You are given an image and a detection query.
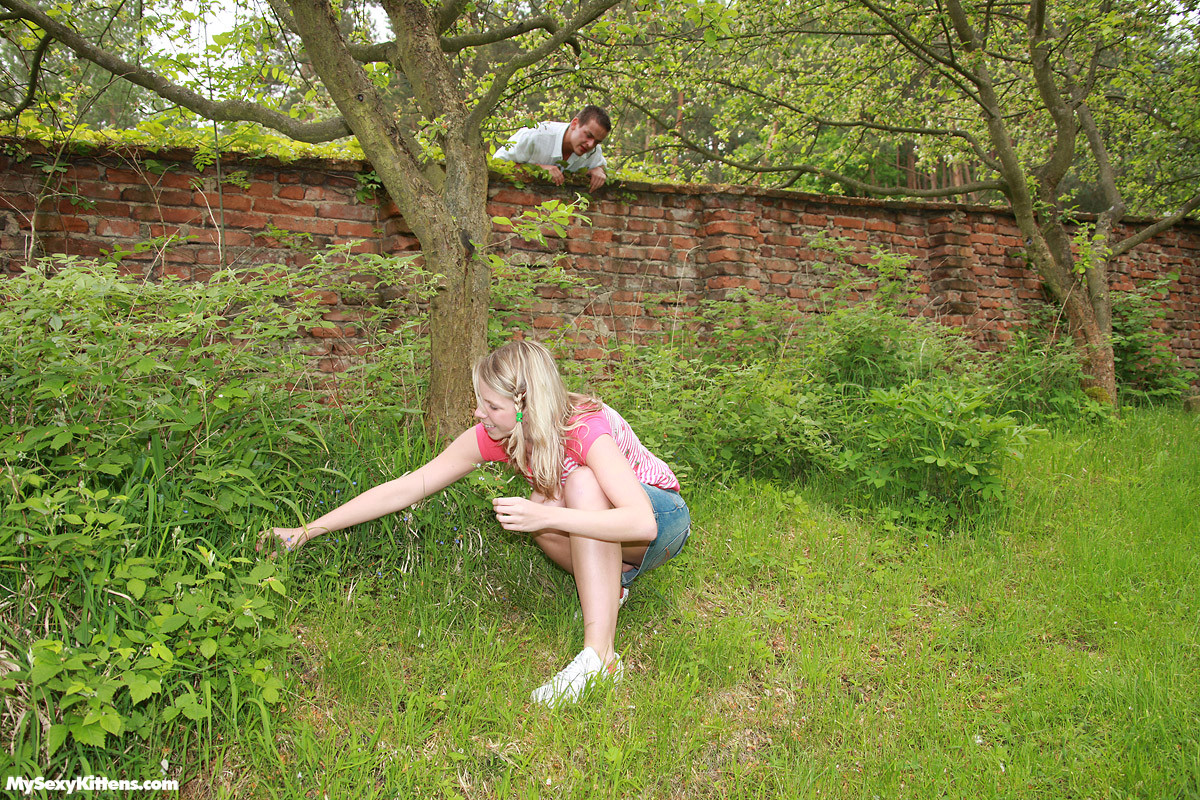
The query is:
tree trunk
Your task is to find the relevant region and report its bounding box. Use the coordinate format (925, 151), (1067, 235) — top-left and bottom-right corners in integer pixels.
(1027, 220), (1119, 404)
(421, 182), (492, 440)
(287, 0), (494, 438)
(1060, 286), (1118, 404)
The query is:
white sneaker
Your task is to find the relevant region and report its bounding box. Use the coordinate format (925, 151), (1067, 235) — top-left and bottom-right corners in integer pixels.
(530, 647), (624, 707)
(618, 586), (630, 608)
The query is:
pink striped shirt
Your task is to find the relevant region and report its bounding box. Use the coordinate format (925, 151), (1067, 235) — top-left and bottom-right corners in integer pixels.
(474, 404), (681, 492)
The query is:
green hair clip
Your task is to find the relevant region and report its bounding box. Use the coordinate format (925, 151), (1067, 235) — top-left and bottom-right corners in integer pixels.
(515, 411), (523, 423)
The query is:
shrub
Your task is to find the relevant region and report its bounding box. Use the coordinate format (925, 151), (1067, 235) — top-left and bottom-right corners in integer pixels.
(833, 378), (1034, 518)
(0, 255), (330, 768)
(1111, 275), (1196, 406)
(583, 290), (1037, 527)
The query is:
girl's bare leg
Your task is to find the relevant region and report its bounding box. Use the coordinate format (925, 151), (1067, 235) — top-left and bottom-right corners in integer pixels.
(527, 468), (646, 665)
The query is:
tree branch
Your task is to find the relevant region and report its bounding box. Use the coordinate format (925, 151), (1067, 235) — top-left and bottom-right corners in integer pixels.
(813, 117), (1000, 171)
(1027, 15), (1078, 192)
(684, 71), (999, 169)
(441, 16), (568, 54)
(342, 18), (576, 62)
(0, 31), (50, 121)
(0, 0), (352, 142)
(435, 0), (471, 34)
(467, 0), (621, 132)
(1110, 192), (1200, 259)
(859, 0), (985, 105)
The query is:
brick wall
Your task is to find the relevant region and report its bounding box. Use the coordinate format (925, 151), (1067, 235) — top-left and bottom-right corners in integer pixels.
(2, 139), (1197, 378)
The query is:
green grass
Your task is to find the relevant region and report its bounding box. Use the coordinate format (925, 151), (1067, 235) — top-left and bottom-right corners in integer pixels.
(174, 409), (1199, 799)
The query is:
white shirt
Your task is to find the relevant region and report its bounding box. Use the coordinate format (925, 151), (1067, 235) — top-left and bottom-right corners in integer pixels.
(493, 121), (607, 172)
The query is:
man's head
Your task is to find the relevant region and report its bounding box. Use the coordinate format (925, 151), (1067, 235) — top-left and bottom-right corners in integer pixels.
(563, 105), (612, 157)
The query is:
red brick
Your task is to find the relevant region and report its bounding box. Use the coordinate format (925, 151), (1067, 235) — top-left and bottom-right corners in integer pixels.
(92, 201), (132, 216)
(253, 196), (312, 215)
(98, 219), (141, 237)
(132, 206), (203, 224)
(703, 221), (763, 239)
(489, 188), (544, 206)
(705, 248), (748, 263)
(158, 172), (200, 190)
(193, 192), (252, 212)
(337, 221), (377, 238)
(105, 168), (151, 184)
(217, 210), (268, 229)
(319, 202), (376, 222)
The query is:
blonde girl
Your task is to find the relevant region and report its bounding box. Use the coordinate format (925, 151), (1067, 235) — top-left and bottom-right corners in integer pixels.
(268, 340), (691, 706)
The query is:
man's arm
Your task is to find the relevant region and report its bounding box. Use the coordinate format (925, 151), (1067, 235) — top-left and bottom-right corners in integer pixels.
(494, 126), (567, 185)
(492, 127), (537, 163)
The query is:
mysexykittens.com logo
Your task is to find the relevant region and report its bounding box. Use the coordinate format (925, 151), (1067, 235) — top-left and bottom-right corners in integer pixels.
(5, 775), (179, 795)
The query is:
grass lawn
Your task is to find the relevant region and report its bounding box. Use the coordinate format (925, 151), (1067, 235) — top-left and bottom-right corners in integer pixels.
(123, 410), (1200, 797)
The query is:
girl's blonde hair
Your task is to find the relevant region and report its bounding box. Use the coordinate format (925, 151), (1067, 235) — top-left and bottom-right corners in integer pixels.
(472, 340), (599, 500)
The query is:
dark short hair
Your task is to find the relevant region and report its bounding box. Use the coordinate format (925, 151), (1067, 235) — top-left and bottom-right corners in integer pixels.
(576, 105), (612, 133)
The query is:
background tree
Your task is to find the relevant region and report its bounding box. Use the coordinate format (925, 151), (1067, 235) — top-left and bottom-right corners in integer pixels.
(0, 0), (623, 435)
(586, 0), (1199, 402)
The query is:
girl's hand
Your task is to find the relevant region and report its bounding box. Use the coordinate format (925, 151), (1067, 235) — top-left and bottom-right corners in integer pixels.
(258, 526), (308, 558)
(492, 496), (548, 533)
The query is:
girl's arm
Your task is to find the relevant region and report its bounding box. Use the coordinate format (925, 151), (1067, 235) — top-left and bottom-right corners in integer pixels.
(271, 427), (485, 550)
(492, 434), (657, 544)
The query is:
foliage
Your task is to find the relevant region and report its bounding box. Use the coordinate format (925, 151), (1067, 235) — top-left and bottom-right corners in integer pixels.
(0, 254), (331, 768)
(1111, 274), (1197, 406)
(583, 276), (1039, 528)
(226, 409), (1199, 799)
(485, 196), (598, 347)
(984, 330), (1113, 426)
(570, 0), (1200, 403)
(4, 523), (291, 758)
(286, 241), (437, 411)
(0, 257), (319, 502)
(606, 240), (1040, 528)
(983, 272), (1194, 417)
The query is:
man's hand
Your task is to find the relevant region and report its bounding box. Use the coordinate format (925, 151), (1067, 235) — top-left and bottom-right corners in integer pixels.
(540, 164), (566, 185)
(587, 167), (607, 192)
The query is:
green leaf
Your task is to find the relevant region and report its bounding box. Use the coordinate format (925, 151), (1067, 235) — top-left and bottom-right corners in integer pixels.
(149, 641), (174, 663)
(30, 661), (64, 686)
(127, 674), (162, 704)
(127, 578), (146, 600)
(98, 709), (124, 735)
(46, 724), (70, 756)
(69, 721), (107, 747)
(199, 638), (218, 659)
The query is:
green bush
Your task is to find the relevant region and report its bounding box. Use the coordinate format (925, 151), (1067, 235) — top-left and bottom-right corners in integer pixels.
(583, 344), (836, 482)
(585, 292), (1038, 526)
(0, 255), (331, 769)
(3, 508), (291, 758)
(834, 378), (1034, 515)
(1111, 275), (1196, 406)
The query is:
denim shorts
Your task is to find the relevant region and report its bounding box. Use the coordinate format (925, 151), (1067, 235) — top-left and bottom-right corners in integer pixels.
(623, 484), (691, 588)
